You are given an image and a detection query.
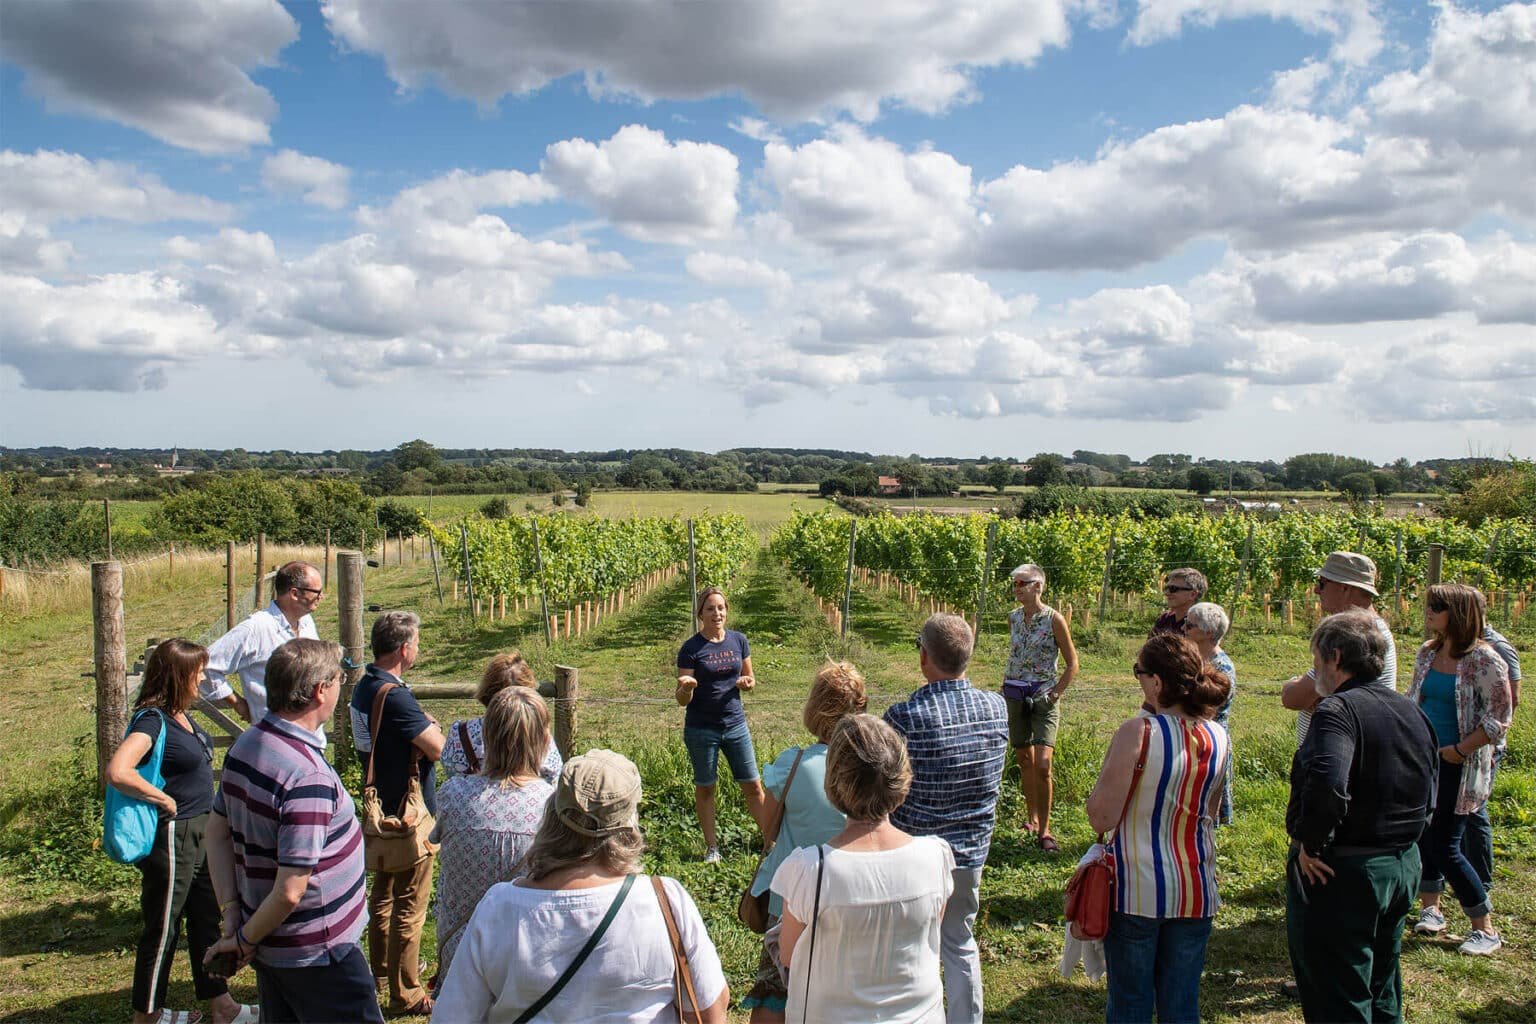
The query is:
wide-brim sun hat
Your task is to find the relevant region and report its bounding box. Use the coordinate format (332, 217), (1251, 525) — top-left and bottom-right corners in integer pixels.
(555, 749), (642, 836)
(1314, 551), (1379, 597)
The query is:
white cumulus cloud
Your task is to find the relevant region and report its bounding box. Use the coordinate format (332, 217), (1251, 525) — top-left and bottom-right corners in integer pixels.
(261, 150), (353, 210)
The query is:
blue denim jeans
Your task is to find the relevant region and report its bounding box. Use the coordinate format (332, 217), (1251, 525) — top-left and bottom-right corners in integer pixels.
(1104, 912), (1213, 1023)
(1461, 747), (1500, 889)
(1418, 761), (1490, 917)
(683, 719), (760, 786)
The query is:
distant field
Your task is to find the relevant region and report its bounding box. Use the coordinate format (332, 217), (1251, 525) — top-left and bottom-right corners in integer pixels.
(398, 489), (835, 536)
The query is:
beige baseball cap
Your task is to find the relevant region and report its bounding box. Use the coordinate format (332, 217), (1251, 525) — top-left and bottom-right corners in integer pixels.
(555, 749), (642, 836)
(1315, 551), (1379, 597)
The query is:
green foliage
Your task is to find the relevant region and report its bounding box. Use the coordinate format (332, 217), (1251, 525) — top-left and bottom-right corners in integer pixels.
(1339, 472), (1376, 500)
(774, 508), (1536, 611)
(479, 496), (513, 519)
(1187, 466), (1219, 495)
(984, 462), (1013, 493)
(375, 499), (426, 537)
(1442, 458), (1536, 527)
(148, 471), (298, 545)
(430, 511), (756, 606)
(0, 749), (137, 890)
(1015, 485), (1186, 520)
(1024, 453), (1066, 487)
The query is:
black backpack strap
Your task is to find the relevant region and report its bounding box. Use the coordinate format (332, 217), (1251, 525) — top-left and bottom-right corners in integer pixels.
(514, 874), (636, 1023)
(801, 845), (825, 1023)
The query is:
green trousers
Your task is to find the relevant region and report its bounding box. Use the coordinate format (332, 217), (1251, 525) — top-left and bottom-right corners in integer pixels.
(1287, 845), (1420, 1024)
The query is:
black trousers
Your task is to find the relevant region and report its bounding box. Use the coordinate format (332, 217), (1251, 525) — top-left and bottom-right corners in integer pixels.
(133, 813), (227, 1013)
(254, 944), (384, 1023)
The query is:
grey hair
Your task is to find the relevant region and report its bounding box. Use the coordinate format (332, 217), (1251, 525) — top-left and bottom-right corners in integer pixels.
(1009, 563), (1046, 584)
(1165, 567), (1209, 597)
(265, 638), (342, 713)
(920, 613), (974, 678)
(518, 801), (645, 882)
(1311, 609), (1387, 683)
(1185, 602), (1230, 644)
(370, 610), (420, 658)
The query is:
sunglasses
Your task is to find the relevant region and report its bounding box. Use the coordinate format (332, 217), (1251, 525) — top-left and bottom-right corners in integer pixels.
(1132, 664), (1151, 678)
(914, 635), (925, 652)
(1014, 579), (1043, 588)
(1427, 600), (1448, 614)
(1163, 584), (1195, 594)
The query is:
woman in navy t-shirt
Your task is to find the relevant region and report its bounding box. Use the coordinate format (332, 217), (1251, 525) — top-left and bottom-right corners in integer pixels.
(676, 587), (769, 863)
(105, 638), (255, 1024)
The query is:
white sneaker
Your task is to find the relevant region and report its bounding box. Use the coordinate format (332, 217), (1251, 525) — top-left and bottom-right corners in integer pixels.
(1413, 907), (1447, 935)
(703, 846), (721, 864)
(1459, 930), (1503, 956)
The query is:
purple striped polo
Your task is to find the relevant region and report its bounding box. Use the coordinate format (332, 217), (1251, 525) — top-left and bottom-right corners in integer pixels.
(214, 715), (367, 967)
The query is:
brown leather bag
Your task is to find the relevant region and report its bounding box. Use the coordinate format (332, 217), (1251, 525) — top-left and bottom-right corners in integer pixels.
(737, 747), (806, 933)
(1064, 720), (1149, 941)
(653, 876), (704, 1024)
(359, 682), (437, 873)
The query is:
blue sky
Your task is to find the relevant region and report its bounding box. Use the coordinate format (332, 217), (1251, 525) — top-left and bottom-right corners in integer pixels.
(2, 0), (1533, 461)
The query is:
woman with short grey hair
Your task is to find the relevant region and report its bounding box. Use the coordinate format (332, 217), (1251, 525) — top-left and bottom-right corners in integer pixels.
(1182, 602), (1237, 825)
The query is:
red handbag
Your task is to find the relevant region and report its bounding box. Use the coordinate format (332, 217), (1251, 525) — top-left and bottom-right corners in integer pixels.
(1064, 721), (1149, 941)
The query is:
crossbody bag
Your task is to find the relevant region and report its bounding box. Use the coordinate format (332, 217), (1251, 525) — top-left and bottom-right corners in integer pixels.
(1063, 719), (1150, 940)
(738, 746), (806, 932)
(513, 874), (637, 1023)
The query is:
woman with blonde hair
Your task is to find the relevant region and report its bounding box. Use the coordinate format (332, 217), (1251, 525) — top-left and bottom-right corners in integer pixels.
(442, 651), (562, 784)
(106, 638), (256, 1024)
(743, 662), (868, 1022)
(771, 715), (954, 1023)
(1410, 583), (1512, 956)
(431, 687), (557, 979)
(432, 750), (729, 1022)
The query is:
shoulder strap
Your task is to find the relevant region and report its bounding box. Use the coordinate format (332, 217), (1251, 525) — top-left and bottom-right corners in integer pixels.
(458, 720), (480, 774)
(144, 708), (169, 782)
(802, 845), (826, 1024)
(652, 876), (703, 1024)
(760, 746), (806, 852)
(365, 681), (397, 789)
(1101, 720), (1151, 844)
(513, 874), (636, 1024)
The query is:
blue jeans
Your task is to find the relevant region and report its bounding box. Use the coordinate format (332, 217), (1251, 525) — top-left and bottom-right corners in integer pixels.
(1461, 748), (1500, 889)
(1104, 912), (1213, 1023)
(683, 720), (760, 786)
(1418, 761), (1490, 917)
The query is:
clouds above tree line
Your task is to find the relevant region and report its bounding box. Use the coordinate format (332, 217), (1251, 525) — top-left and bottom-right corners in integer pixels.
(0, 1), (1532, 438)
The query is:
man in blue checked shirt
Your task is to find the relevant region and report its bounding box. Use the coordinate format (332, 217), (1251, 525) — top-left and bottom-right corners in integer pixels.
(885, 613), (1009, 1024)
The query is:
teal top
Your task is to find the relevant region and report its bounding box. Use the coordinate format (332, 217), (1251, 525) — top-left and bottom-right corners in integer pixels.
(750, 743), (846, 915)
(1420, 668), (1460, 747)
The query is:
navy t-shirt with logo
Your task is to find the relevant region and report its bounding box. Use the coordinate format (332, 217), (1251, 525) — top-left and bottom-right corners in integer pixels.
(130, 708), (215, 821)
(676, 630), (750, 730)
(350, 666), (438, 817)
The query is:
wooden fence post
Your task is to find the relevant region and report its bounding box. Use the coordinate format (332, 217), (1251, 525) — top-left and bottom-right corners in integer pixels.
(323, 528), (332, 590)
(168, 543), (176, 583)
(533, 520), (553, 646)
(429, 532), (444, 604)
(1425, 543), (1444, 638)
(254, 532), (266, 609)
(93, 561), (127, 794)
(553, 665), (579, 760)
(687, 519), (698, 634)
(334, 551), (365, 769)
(842, 518), (858, 639)
(104, 499), (114, 560)
(225, 541), (236, 631)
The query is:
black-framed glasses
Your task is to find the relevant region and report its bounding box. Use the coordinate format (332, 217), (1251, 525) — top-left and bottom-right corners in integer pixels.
(195, 728), (214, 764)
(1013, 578), (1042, 588)
(1427, 600), (1449, 614)
(294, 586), (324, 598)
(1163, 584), (1194, 594)
(915, 635), (925, 651)
(1180, 621), (1199, 633)
(1132, 664), (1150, 678)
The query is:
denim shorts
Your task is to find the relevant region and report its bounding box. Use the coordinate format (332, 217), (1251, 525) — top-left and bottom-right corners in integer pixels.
(683, 720), (760, 787)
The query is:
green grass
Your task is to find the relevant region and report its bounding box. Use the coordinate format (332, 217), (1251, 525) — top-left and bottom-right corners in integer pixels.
(1, 537), (1532, 1022)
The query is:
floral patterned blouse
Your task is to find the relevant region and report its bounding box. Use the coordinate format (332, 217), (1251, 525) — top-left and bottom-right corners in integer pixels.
(442, 715), (562, 785)
(429, 773), (555, 977)
(1408, 642), (1512, 815)
(1005, 606), (1060, 692)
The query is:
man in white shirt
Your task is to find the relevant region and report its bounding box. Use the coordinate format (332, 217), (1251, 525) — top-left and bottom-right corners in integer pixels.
(202, 561), (323, 722)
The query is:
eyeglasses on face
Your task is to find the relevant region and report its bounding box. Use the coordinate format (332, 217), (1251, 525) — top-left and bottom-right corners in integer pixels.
(1132, 664), (1151, 678)
(1427, 600), (1449, 614)
(1013, 578), (1042, 588)
(294, 586), (324, 598)
(1163, 584), (1194, 594)
(1180, 621), (1199, 633)
(914, 635), (925, 651)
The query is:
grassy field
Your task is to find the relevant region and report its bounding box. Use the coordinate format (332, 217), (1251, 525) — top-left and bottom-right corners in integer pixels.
(0, 508), (1530, 1022)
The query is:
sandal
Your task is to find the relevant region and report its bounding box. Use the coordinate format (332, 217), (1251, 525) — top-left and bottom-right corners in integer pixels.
(153, 1012), (203, 1024)
(1022, 820), (1039, 836)
(1038, 834), (1061, 854)
(389, 995), (434, 1018)
(228, 1005), (258, 1024)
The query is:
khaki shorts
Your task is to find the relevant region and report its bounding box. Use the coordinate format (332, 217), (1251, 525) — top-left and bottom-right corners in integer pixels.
(1006, 693), (1060, 748)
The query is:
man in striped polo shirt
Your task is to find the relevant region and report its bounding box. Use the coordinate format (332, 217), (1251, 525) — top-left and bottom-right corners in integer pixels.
(885, 613), (1009, 1024)
(204, 638), (382, 1024)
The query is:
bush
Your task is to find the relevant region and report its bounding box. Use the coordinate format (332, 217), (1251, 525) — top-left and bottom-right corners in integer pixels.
(1442, 459), (1536, 526)
(1016, 485), (1188, 520)
(376, 499), (425, 537)
(480, 496), (513, 519)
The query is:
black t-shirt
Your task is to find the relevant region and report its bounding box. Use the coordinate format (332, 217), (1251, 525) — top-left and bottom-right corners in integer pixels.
(130, 708), (215, 821)
(350, 667), (437, 817)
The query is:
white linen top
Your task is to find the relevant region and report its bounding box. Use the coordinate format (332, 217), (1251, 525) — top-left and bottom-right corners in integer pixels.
(772, 836), (955, 1024)
(201, 601), (319, 722)
(429, 875), (726, 1024)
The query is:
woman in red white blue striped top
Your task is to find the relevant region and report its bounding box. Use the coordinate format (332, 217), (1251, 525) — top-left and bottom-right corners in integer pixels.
(1087, 633), (1231, 1024)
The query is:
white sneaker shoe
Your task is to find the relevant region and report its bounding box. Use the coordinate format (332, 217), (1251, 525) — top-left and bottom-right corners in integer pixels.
(702, 846), (721, 864)
(1413, 907), (1447, 935)
(1459, 930), (1503, 956)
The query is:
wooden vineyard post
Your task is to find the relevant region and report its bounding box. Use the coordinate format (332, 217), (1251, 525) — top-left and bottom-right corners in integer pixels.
(974, 519), (998, 651)
(532, 519), (553, 646)
(397, 532), (403, 566)
(1393, 529), (1404, 620)
(687, 519), (698, 635)
(1233, 523), (1253, 621)
(1425, 543), (1444, 638)
(1097, 527), (1117, 624)
(552, 665), (579, 760)
(334, 551), (365, 769)
(225, 541), (236, 630)
(254, 532), (266, 609)
(841, 518), (857, 639)
(93, 560), (127, 794)
(323, 528), (332, 590)
(428, 532), (444, 604)
(104, 499), (114, 560)
(168, 542), (175, 583)
(460, 523), (478, 624)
